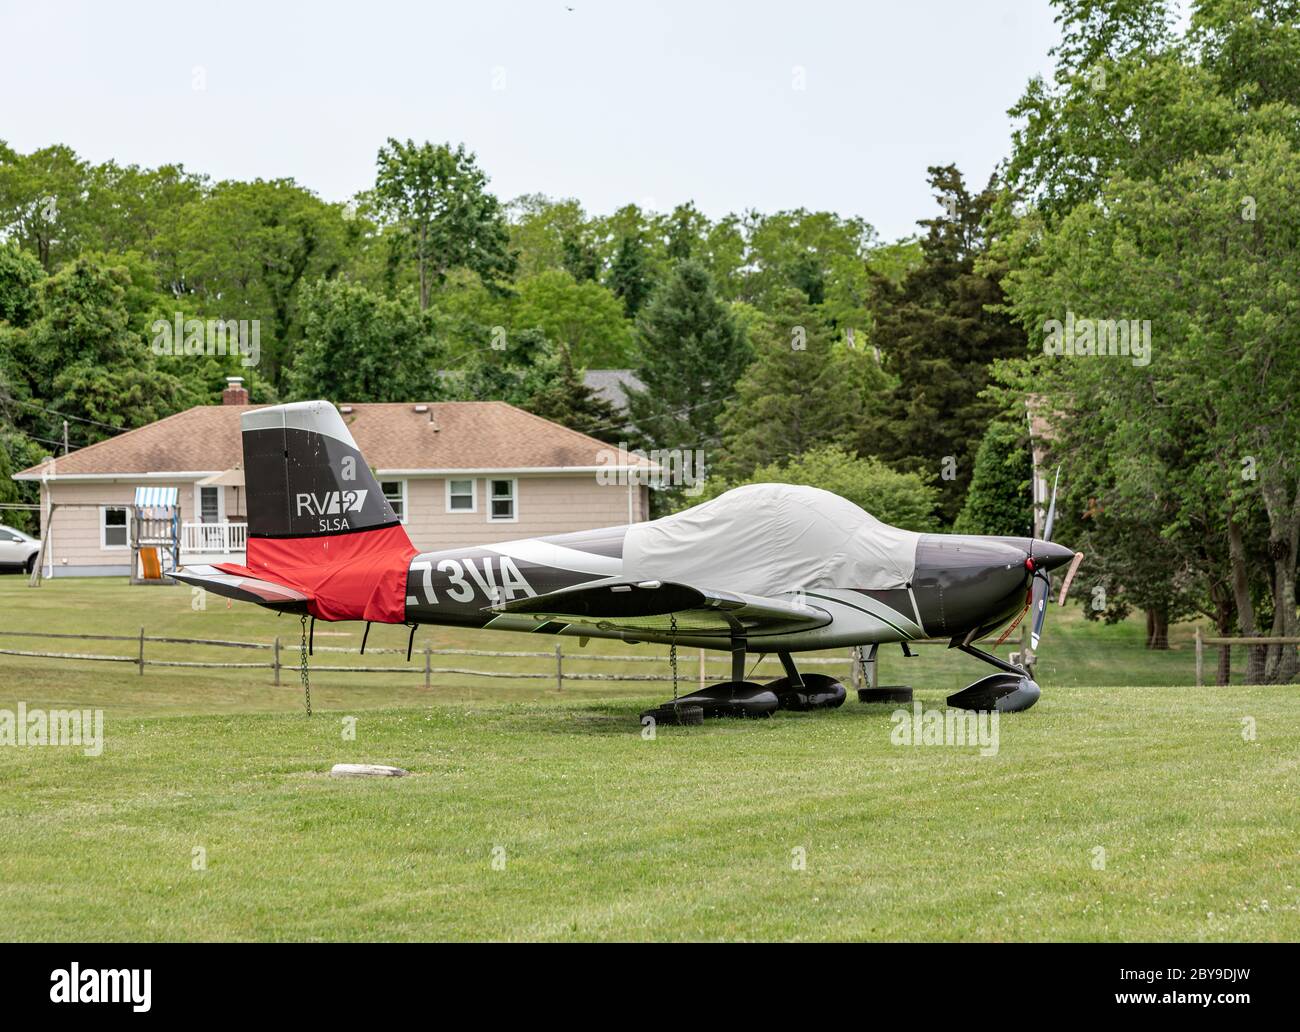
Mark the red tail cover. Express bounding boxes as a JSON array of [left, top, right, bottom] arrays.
[[215, 523, 416, 623]]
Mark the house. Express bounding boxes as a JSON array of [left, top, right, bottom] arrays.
[[13, 378, 654, 578]]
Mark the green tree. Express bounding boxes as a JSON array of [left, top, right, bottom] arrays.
[[717, 290, 869, 476], [287, 279, 442, 402], [952, 417, 1033, 536], [742, 209, 876, 309], [0, 244, 44, 327], [167, 178, 350, 386], [373, 139, 515, 310], [524, 343, 623, 438], [449, 329, 558, 408], [606, 232, 654, 317], [511, 270, 632, 367], [11, 257, 196, 443], [0, 142, 92, 270], [865, 164, 1026, 524], [626, 259, 751, 451]]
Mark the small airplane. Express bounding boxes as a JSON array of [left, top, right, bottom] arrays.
[[173, 401, 1083, 718]]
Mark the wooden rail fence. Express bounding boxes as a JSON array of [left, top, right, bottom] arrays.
[[11, 627, 1285, 689], [0, 627, 870, 691], [1192, 627, 1300, 688]]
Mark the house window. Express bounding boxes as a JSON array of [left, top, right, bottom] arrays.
[[446, 478, 476, 513], [381, 480, 406, 522], [199, 486, 221, 524], [102, 506, 128, 549], [489, 479, 516, 522]]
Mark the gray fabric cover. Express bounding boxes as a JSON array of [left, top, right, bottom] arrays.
[[623, 483, 920, 594]]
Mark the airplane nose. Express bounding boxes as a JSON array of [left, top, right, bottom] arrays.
[[1031, 539, 1076, 572]]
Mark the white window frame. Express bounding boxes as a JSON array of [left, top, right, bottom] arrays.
[[100, 505, 129, 550], [487, 478, 518, 523], [380, 479, 408, 523], [445, 477, 477, 515], [196, 484, 224, 525]]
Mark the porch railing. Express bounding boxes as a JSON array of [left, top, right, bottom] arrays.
[[181, 521, 247, 555]]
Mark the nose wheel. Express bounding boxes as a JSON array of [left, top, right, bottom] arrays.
[[947, 644, 1040, 713]]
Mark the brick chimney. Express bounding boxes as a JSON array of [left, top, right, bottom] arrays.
[[222, 376, 249, 405]]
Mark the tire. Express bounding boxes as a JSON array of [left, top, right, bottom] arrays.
[[24, 554, 36, 575], [641, 703, 705, 727]]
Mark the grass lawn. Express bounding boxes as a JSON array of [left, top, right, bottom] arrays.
[[0, 576, 1296, 941]]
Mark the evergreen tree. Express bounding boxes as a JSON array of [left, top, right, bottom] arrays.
[[625, 259, 751, 451], [717, 290, 868, 477], [863, 164, 1025, 523], [525, 343, 623, 438], [607, 232, 653, 317]]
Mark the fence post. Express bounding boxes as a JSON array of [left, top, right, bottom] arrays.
[[1195, 626, 1203, 689], [137, 626, 145, 675], [424, 644, 432, 690], [555, 642, 563, 691], [273, 636, 281, 685], [699, 648, 706, 688]]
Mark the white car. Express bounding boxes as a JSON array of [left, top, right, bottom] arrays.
[[0, 524, 41, 574]]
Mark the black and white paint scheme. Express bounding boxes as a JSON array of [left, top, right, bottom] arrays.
[[173, 401, 1083, 718]]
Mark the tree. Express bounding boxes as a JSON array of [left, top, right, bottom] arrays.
[[524, 343, 623, 438], [0, 244, 44, 327], [10, 257, 196, 443], [716, 290, 870, 477], [683, 445, 940, 532], [952, 417, 1034, 536], [286, 280, 442, 402], [167, 178, 350, 387], [659, 201, 710, 260], [864, 165, 1026, 524], [507, 195, 593, 279], [0, 143, 92, 270], [449, 329, 559, 408], [511, 270, 633, 367], [995, 1, 1300, 680], [626, 260, 751, 451], [741, 209, 876, 309], [607, 232, 654, 317], [373, 139, 514, 310]]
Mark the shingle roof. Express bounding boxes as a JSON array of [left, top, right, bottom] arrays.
[[15, 401, 651, 479], [582, 369, 644, 413]]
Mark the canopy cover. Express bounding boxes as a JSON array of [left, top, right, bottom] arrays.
[[623, 483, 921, 595]]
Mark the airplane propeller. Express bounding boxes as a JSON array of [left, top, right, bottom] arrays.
[[1029, 467, 1084, 650]]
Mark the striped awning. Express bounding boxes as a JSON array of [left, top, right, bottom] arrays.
[[134, 486, 178, 508]]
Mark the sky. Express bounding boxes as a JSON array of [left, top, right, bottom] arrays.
[[0, 0, 1063, 242]]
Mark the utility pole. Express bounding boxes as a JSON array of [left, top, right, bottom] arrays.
[[62, 420, 69, 455]]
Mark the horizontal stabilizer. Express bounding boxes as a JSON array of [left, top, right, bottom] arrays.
[[171, 565, 312, 613]]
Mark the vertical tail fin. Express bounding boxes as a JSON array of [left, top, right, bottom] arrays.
[[242, 400, 398, 538], [228, 401, 416, 623]]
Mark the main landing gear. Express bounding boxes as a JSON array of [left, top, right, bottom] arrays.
[[640, 644, 846, 725]]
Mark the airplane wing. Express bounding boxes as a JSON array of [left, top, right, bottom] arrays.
[[171, 564, 312, 613], [489, 579, 832, 637]]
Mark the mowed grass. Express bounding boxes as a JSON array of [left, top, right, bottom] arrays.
[[0, 576, 1297, 941]]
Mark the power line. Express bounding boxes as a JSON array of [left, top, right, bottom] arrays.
[[2, 397, 128, 434]]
